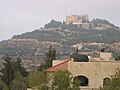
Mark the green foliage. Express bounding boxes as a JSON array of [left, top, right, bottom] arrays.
[[99, 69, 120, 90], [92, 18, 119, 29], [0, 19, 120, 62], [10, 28, 120, 45], [0, 55, 28, 89], [28, 71, 48, 90], [28, 70, 80, 90], [99, 86, 109, 90], [0, 43, 35, 58], [0, 56, 14, 87], [67, 22, 78, 30], [0, 78, 8, 90], [45, 45, 56, 66], [114, 52, 120, 61], [52, 70, 80, 90], [72, 79, 80, 90], [37, 64, 46, 72], [103, 78, 111, 87], [82, 16, 89, 23], [52, 70, 72, 90], [1, 20, 120, 59], [44, 20, 63, 29], [38, 45, 56, 71], [13, 57, 28, 77], [11, 72, 27, 90], [110, 69, 120, 90]]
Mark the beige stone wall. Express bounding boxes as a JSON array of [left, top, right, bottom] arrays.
[[93, 52, 115, 61], [66, 14, 89, 24], [52, 60, 68, 66], [100, 53, 113, 61], [68, 60, 120, 89]]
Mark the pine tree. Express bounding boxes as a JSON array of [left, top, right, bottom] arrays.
[[11, 72, 27, 90], [45, 45, 56, 67], [0, 56, 28, 89], [13, 57, 28, 77], [0, 78, 8, 90], [38, 45, 56, 71], [0, 55, 14, 88]]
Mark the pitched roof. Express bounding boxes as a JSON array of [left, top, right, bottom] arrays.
[[45, 60, 70, 72]]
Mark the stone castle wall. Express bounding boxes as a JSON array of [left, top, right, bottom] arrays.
[[66, 14, 89, 24]]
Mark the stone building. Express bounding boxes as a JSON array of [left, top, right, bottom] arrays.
[[45, 52, 120, 90], [66, 14, 89, 24], [66, 14, 90, 29]]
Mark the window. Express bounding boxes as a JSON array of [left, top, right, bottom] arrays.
[[74, 75, 89, 86]]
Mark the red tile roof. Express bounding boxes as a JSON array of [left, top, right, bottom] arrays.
[[45, 60, 70, 72]]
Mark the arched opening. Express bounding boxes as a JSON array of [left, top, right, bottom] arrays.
[[74, 75, 89, 86], [103, 77, 111, 86]]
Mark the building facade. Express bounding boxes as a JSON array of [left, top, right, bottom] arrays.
[[46, 52, 120, 90], [66, 14, 89, 24]]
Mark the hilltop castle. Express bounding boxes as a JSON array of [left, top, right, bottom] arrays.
[[66, 14, 89, 24], [66, 14, 90, 29], [66, 14, 115, 30]]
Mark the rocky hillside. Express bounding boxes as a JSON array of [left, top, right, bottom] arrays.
[[0, 18, 120, 62], [12, 27, 120, 44], [13, 19, 120, 44]]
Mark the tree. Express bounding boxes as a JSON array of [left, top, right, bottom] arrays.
[[72, 79, 80, 90], [44, 19, 62, 29], [38, 45, 56, 71], [11, 72, 27, 90], [99, 69, 120, 90], [110, 69, 120, 90], [28, 70, 80, 90], [37, 63, 49, 72], [45, 45, 56, 66], [0, 55, 14, 88], [28, 71, 48, 90], [0, 78, 8, 90], [0, 55, 28, 89], [52, 70, 80, 90], [13, 57, 28, 77], [114, 52, 120, 61]]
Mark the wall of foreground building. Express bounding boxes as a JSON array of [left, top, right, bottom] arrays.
[[68, 60, 120, 90]]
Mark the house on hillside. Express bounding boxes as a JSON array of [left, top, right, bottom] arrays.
[[45, 52, 120, 90]]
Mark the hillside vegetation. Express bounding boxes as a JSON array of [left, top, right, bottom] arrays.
[[0, 18, 120, 61], [13, 19, 120, 44]]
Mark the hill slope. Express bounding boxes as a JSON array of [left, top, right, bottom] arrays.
[[0, 18, 120, 62]]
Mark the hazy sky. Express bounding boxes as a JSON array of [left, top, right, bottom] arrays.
[[0, 0, 120, 41]]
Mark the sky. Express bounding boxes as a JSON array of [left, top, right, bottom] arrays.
[[0, 0, 120, 41]]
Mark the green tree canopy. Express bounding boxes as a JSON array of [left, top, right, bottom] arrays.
[[28, 71, 48, 90], [38, 45, 56, 71], [13, 57, 28, 77], [0, 78, 8, 90], [0, 55, 14, 87], [11, 72, 27, 90], [52, 70, 80, 90], [0, 55, 28, 89]]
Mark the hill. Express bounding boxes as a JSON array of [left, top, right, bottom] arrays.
[[12, 18, 120, 44], [0, 18, 120, 66]]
